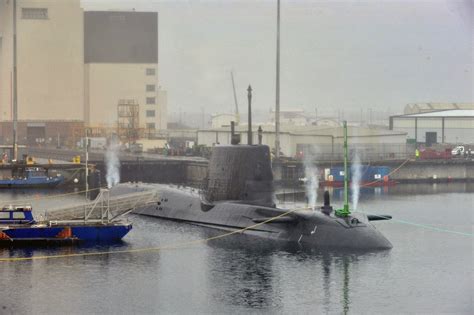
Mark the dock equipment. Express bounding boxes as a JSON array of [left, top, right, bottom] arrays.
[[45, 188, 160, 222]]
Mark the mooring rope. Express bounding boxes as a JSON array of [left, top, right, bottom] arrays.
[[1, 157, 469, 263], [359, 158, 411, 188], [0, 207, 303, 262], [352, 211, 473, 237], [0, 187, 103, 204]]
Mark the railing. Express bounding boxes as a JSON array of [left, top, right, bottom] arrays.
[[45, 189, 160, 222]]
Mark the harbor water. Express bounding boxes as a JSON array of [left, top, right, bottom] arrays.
[[0, 183, 472, 314]]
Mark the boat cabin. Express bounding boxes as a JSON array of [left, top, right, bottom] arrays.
[[0, 205, 35, 224]]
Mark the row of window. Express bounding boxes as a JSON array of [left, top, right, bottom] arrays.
[[0, 212, 25, 219], [22, 8, 48, 20]]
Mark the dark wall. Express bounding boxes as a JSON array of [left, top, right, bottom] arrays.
[[84, 11, 158, 63], [205, 145, 274, 206], [95, 160, 188, 185]]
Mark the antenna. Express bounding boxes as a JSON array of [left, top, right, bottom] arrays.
[[230, 71, 240, 125], [12, 0, 18, 161], [275, 0, 281, 159], [336, 120, 351, 217], [247, 85, 253, 145]]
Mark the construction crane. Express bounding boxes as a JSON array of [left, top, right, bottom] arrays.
[[230, 71, 240, 125]]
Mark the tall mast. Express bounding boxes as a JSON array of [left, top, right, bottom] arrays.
[[247, 85, 253, 145], [336, 120, 351, 217], [12, 0, 18, 161], [230, 71, 239, 125], [343, 120, 349, 211], [274, 0, 281, 159]]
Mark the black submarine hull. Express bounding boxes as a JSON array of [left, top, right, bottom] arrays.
[[113, 145, 392, 250], [114, 183, 392, 249]]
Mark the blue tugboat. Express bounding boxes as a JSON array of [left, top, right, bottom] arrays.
[[0, 167, 64, 188], [0, 204, 132, 246]]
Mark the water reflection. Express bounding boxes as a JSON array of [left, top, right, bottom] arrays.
[[205, 234, 390, 313], [206, 237, 281, 309]]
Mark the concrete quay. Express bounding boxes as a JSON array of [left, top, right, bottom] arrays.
[[25, 147, 474, 186]]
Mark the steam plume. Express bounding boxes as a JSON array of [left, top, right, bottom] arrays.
[[106, 137, 121, 188], [303, 148, 319, 210], [351, 152, 362, 209]]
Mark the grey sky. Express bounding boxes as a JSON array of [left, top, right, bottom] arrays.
[[82, 0, 473, 115]]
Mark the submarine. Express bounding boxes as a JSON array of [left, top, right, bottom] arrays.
[[112, 120, 393, 250]]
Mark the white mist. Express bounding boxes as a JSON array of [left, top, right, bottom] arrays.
[[105, 138, 121, 188], [303, 149, 319, 210], [351, 153, 362, 209]]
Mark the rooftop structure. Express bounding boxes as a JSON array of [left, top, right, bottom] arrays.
[[198, 125, 408, 159], [404, 103, 474, 115]]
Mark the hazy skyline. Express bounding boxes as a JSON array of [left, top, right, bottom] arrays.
[[82, 0, 473, 116]]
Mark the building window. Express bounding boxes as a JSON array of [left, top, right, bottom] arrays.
[[146, 123, 155, 129], [146, 97, 156, 104], [22, 8, 48, 20], [146, 110, 155, 117], [146, 68, 156, 76], [146, 84, 155, 92]]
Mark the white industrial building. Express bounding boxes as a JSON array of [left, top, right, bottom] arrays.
[[198, 125, 408, 159], [403, 103, 474, 115], [210, 113, 238, 128], [390, 109, 474, 146], [0, 1, 167, 148]]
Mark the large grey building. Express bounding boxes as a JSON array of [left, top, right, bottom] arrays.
[[389, 109, 474, 146]]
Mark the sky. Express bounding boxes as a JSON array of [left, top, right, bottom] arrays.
[[82, 0, 473, 117]]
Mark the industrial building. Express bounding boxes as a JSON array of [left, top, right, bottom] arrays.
[[210, 113, 238, 128], [390, 109, 474, 146], [0, 0, 166, 147], [403, 103, 474, 115], [198, 125, 408, 160]]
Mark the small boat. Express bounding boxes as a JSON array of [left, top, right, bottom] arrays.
[[0, 167, 64, 188], [0, 204, 132, 247], [320, 166, 397, 187]]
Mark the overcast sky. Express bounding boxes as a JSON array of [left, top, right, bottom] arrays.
[[82, 0, 473, 115]]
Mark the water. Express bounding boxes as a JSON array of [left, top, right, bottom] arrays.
[[0, 184, 472, 314]]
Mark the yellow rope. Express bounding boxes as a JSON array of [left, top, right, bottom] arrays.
[[358, 158, 410, 188], [0, 207, 303, 262], [0, 158, 414, 262], [0, 187, 103, 204]]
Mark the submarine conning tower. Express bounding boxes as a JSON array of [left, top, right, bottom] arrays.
[[204, 145, 275, 207]]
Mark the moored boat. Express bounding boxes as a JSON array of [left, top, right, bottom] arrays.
[[321, 166, 397, 187], [0, 167, 64, 188], [0, 204, 132, 247]]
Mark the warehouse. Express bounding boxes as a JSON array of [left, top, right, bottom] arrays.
[[389, 109, 474, 146], [197, 125, 408, 160]]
